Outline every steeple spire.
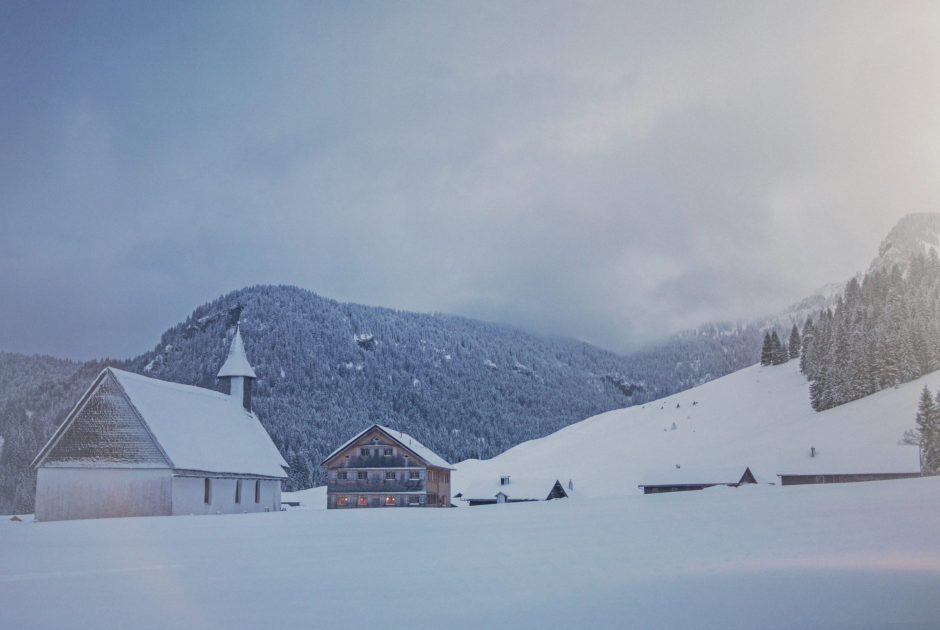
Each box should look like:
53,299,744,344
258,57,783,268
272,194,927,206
218,324,256,411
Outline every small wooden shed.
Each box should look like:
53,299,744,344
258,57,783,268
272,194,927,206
638,466,757,494
776,446,921,486
458,476,570,506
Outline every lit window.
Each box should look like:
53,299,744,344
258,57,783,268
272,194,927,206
337,471,347,480
385,471,396,480
357,496,368,506
337,496,349,506
358,471,367,480
385,496,396,506
384,448,393,456
409,471,420,479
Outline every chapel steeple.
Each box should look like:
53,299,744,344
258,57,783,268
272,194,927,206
217,323,256,412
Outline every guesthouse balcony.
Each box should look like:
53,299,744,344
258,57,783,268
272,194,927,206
327,477,426,494
335,455,423,469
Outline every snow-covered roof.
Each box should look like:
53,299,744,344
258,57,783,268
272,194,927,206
638,466,756,487
217,325,257,379
776,446,920,476
459,477,567,501
35,368,287,478
322,424,453,469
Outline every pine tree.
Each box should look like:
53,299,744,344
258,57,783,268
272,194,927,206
770,331,788,365
800,318,815,375
760,332,773,366
788,325,801,361
915,385,940,474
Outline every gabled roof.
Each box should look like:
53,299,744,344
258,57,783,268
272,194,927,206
34,368,287,478
460,478,568,501
638,466,757,488
321,424,453,469
217,325,257,379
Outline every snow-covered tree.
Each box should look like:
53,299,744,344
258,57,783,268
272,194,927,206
914,385,940,475
788,325,801,361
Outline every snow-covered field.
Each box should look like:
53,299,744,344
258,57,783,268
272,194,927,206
2,478,939,629
3,361,940,629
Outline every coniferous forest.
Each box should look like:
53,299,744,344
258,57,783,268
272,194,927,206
798,252,940,411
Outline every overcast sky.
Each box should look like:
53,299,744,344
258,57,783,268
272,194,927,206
2,2,939,360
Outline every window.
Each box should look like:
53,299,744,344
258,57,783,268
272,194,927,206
385,471,396,480
429,494,436,505
408,495,420,505
337,471,348,480
357,471,368,480
337,496,349,506
385,496,396,506
235,479,242,504
357,496,368,506
254,479,261,503
409,471,420,479
204,478,211,504
384,448,393,456
360,448,369,456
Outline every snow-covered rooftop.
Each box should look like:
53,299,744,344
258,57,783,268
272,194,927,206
460,477,567,501
217,326,257,379
111,368,286,478
638,466,756,487
776,446,920,476
322,424,453,469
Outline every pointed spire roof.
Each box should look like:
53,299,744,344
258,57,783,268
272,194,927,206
217,324,257,379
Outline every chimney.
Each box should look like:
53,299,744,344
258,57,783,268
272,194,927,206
217,323,257,412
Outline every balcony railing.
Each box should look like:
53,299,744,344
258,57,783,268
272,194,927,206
334,455,423,469
326,478,426,494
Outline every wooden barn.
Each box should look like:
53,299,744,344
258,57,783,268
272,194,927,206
638,466,758,494
776,446,921,486
458,476,570,506
32,326,288,521
321,424,453,508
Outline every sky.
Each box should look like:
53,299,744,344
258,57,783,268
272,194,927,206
2,1,939,360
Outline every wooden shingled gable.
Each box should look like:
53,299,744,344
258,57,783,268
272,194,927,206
33,370,170,468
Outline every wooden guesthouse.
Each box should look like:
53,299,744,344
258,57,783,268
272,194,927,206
321,424,454,508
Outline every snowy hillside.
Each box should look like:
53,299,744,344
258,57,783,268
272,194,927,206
453,360,927,498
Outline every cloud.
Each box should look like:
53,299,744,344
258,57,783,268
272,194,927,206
2,2,939,358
